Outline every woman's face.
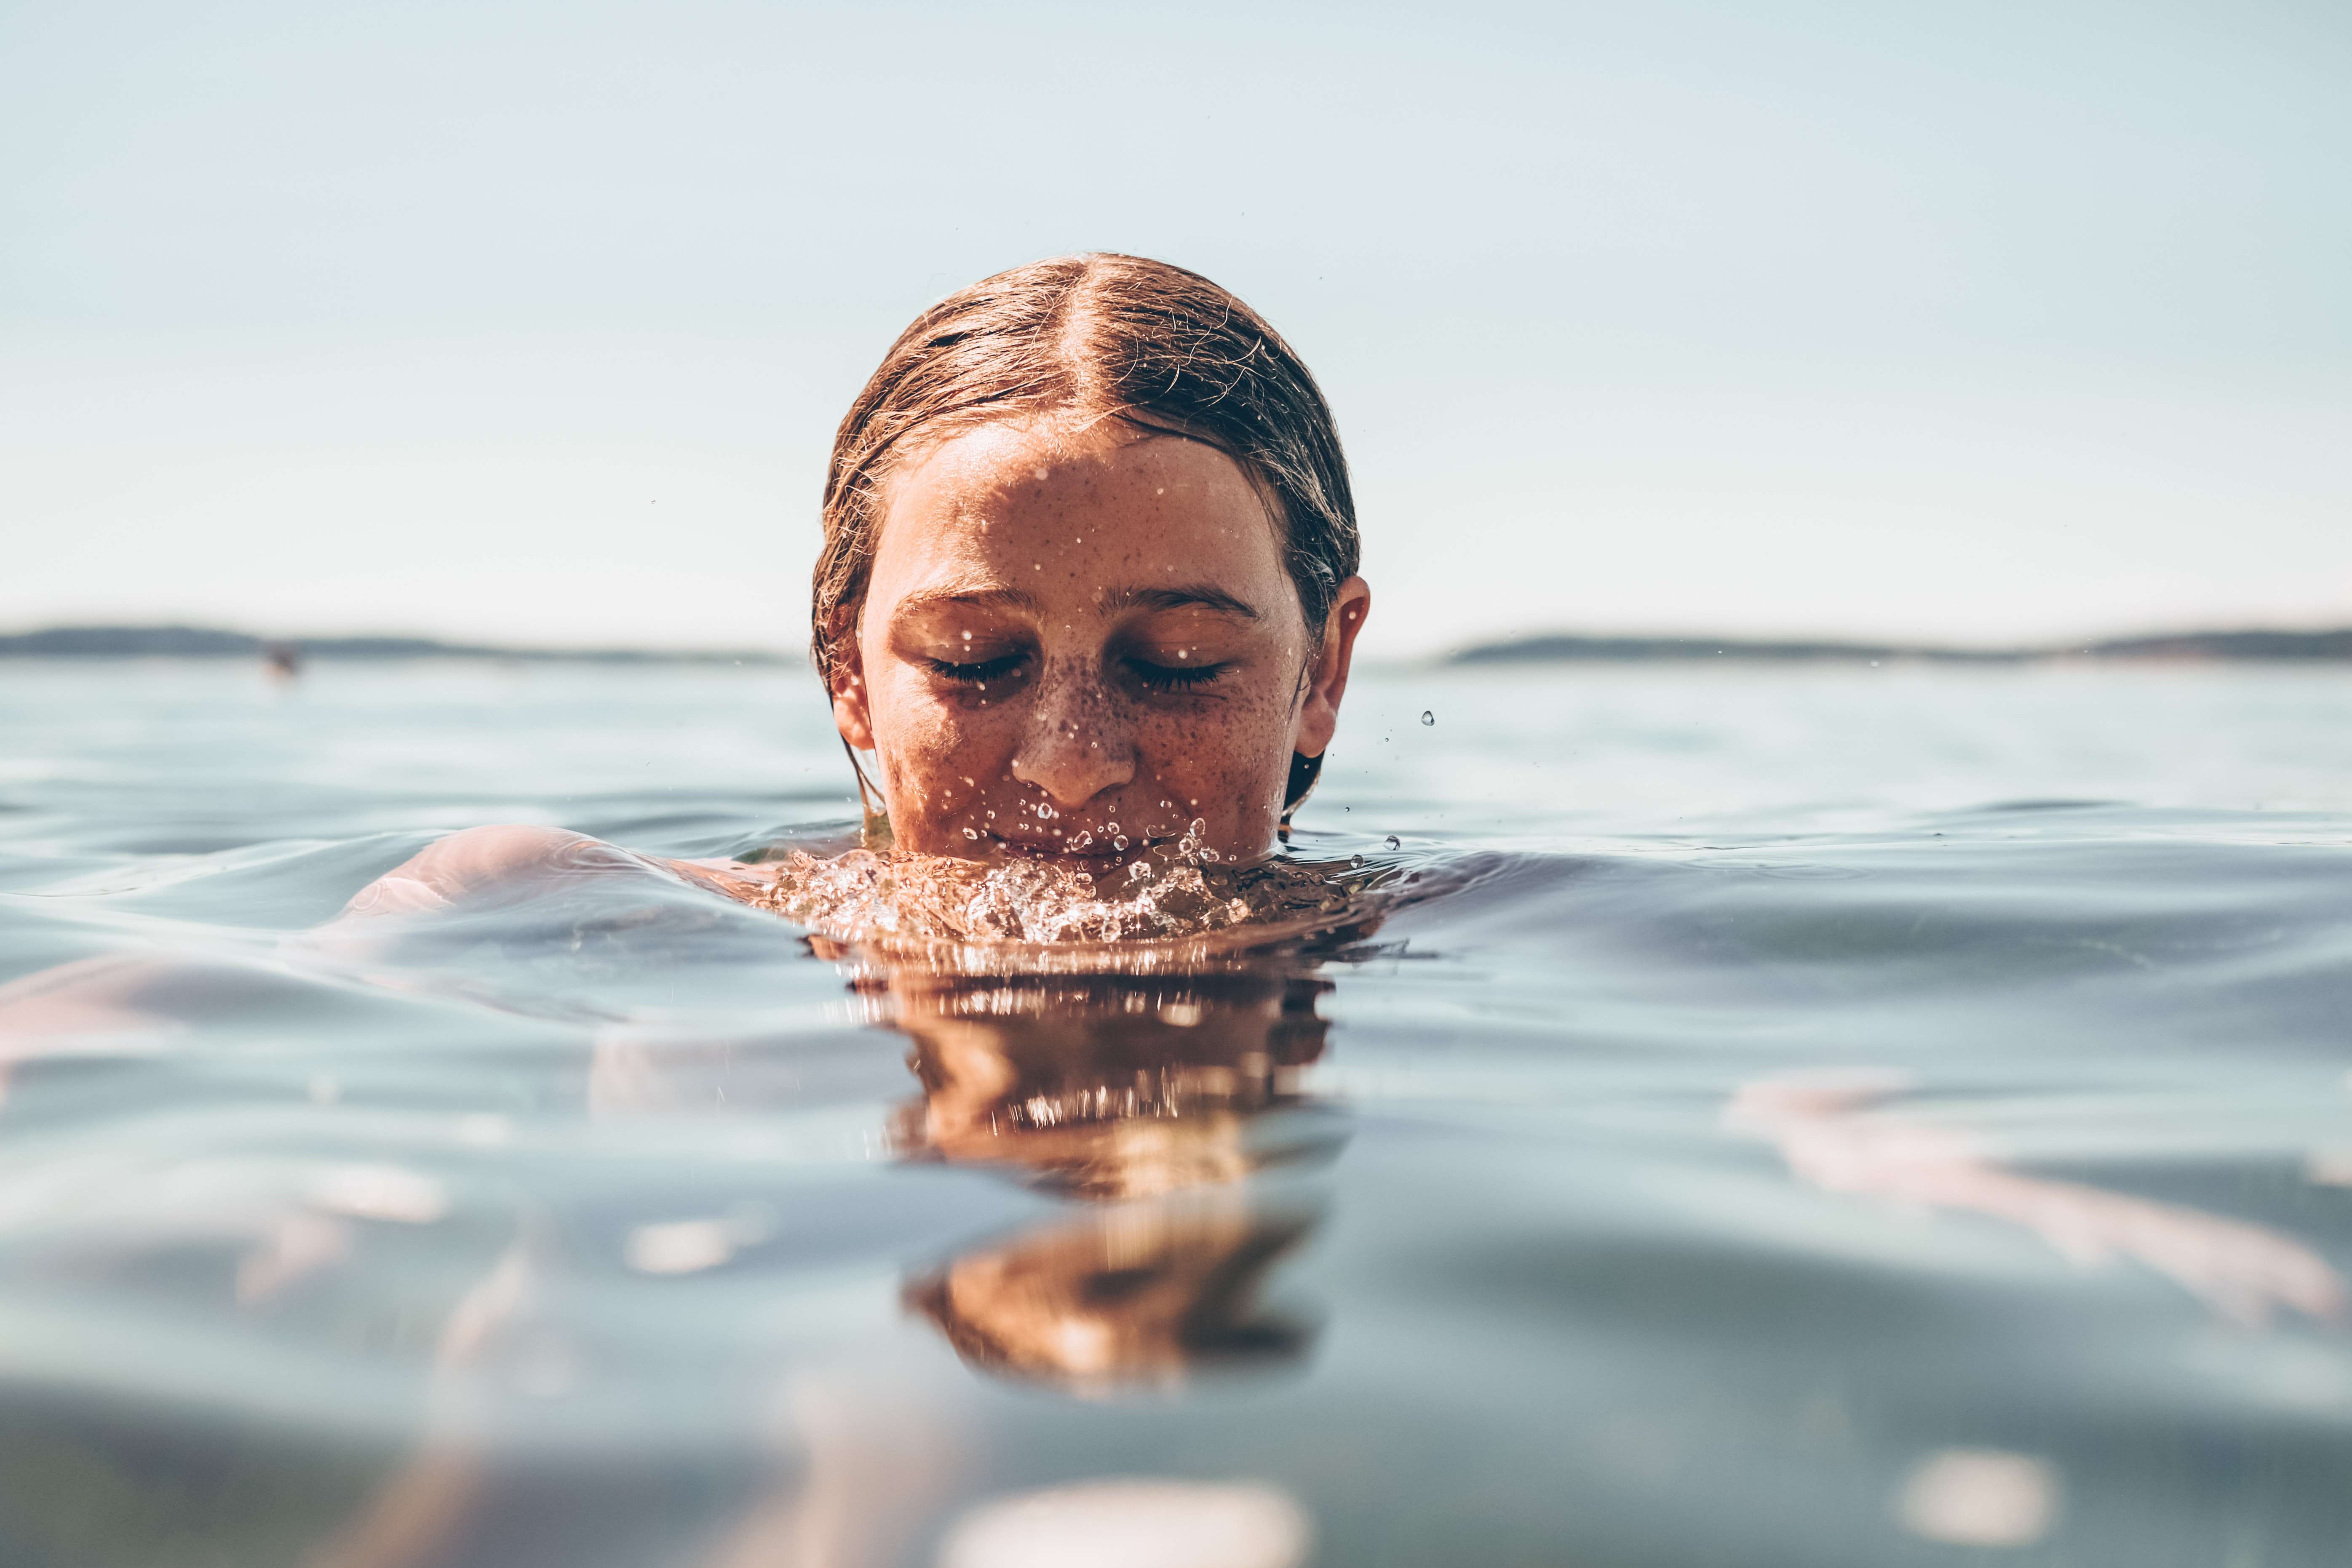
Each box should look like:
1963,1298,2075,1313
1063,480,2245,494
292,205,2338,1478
833,418,1368,864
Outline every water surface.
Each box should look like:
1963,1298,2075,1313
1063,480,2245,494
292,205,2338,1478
4,660,2351,1566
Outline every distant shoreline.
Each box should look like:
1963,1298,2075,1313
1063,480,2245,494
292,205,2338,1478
0,626,796,664
2,622,2348,666
1444,629,2352,665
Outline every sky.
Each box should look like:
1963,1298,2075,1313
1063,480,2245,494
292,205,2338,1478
2,0,2347,658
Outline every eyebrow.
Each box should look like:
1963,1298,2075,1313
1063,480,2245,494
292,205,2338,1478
1102,583,1262,620
894,583,1045,616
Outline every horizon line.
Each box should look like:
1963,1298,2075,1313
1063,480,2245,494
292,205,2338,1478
5,620,2352,665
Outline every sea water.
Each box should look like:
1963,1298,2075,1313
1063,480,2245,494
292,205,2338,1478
2,658,2350,1566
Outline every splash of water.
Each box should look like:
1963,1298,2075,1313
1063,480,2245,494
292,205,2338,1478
746,820,1356,945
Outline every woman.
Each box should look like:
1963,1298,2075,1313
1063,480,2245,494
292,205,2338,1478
342,254,1373,940
807,252,1372,868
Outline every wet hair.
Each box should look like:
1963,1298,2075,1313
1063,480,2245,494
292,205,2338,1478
812,254,1360,749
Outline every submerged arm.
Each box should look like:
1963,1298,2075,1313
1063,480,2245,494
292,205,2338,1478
1728,1076,2346,1326
0,825,766,1090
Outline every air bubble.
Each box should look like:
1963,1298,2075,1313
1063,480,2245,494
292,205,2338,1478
962,828,979,840
1421,710,1435,726
1384,835,1401,850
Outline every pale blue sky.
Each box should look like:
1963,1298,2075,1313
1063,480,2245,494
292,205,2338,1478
3,0,2347,654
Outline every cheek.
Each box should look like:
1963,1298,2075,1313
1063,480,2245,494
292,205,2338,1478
871,676,1018,789
1133,682,1298,804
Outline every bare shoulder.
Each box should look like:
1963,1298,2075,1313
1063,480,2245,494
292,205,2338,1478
338,825,627,919
338,825,766,921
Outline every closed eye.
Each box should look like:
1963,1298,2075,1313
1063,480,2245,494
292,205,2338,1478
1124,657,1230,693
926,652,1028,685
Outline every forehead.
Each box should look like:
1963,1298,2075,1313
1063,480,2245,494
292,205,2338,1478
869,419,1288,597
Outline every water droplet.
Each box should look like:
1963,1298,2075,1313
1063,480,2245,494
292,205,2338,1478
1421,710,1435,726
962,827,979,840
1350,854,1365,868
1384,835,1401,850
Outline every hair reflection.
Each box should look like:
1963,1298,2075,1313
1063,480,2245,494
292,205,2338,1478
845,958,1350,1393
904,1199,1318,1392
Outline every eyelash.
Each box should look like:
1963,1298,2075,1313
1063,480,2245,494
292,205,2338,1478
922,652,1230,693
1125,658,1229,693
925,652,1027,685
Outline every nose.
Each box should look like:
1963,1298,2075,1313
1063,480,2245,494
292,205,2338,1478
1009,662,1135,810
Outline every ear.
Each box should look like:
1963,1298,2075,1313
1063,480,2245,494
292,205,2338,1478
829,639,876,751
1291,576,1371,760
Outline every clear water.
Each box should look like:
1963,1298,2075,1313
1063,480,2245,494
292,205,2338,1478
4,659,2352,1567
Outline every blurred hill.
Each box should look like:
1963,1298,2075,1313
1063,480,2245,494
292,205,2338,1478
0,625,793,663
1446,628,2352,664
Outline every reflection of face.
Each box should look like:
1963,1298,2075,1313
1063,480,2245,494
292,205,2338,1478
832,418,1366,865
885,970,1339,1389
888,972,1334,1199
